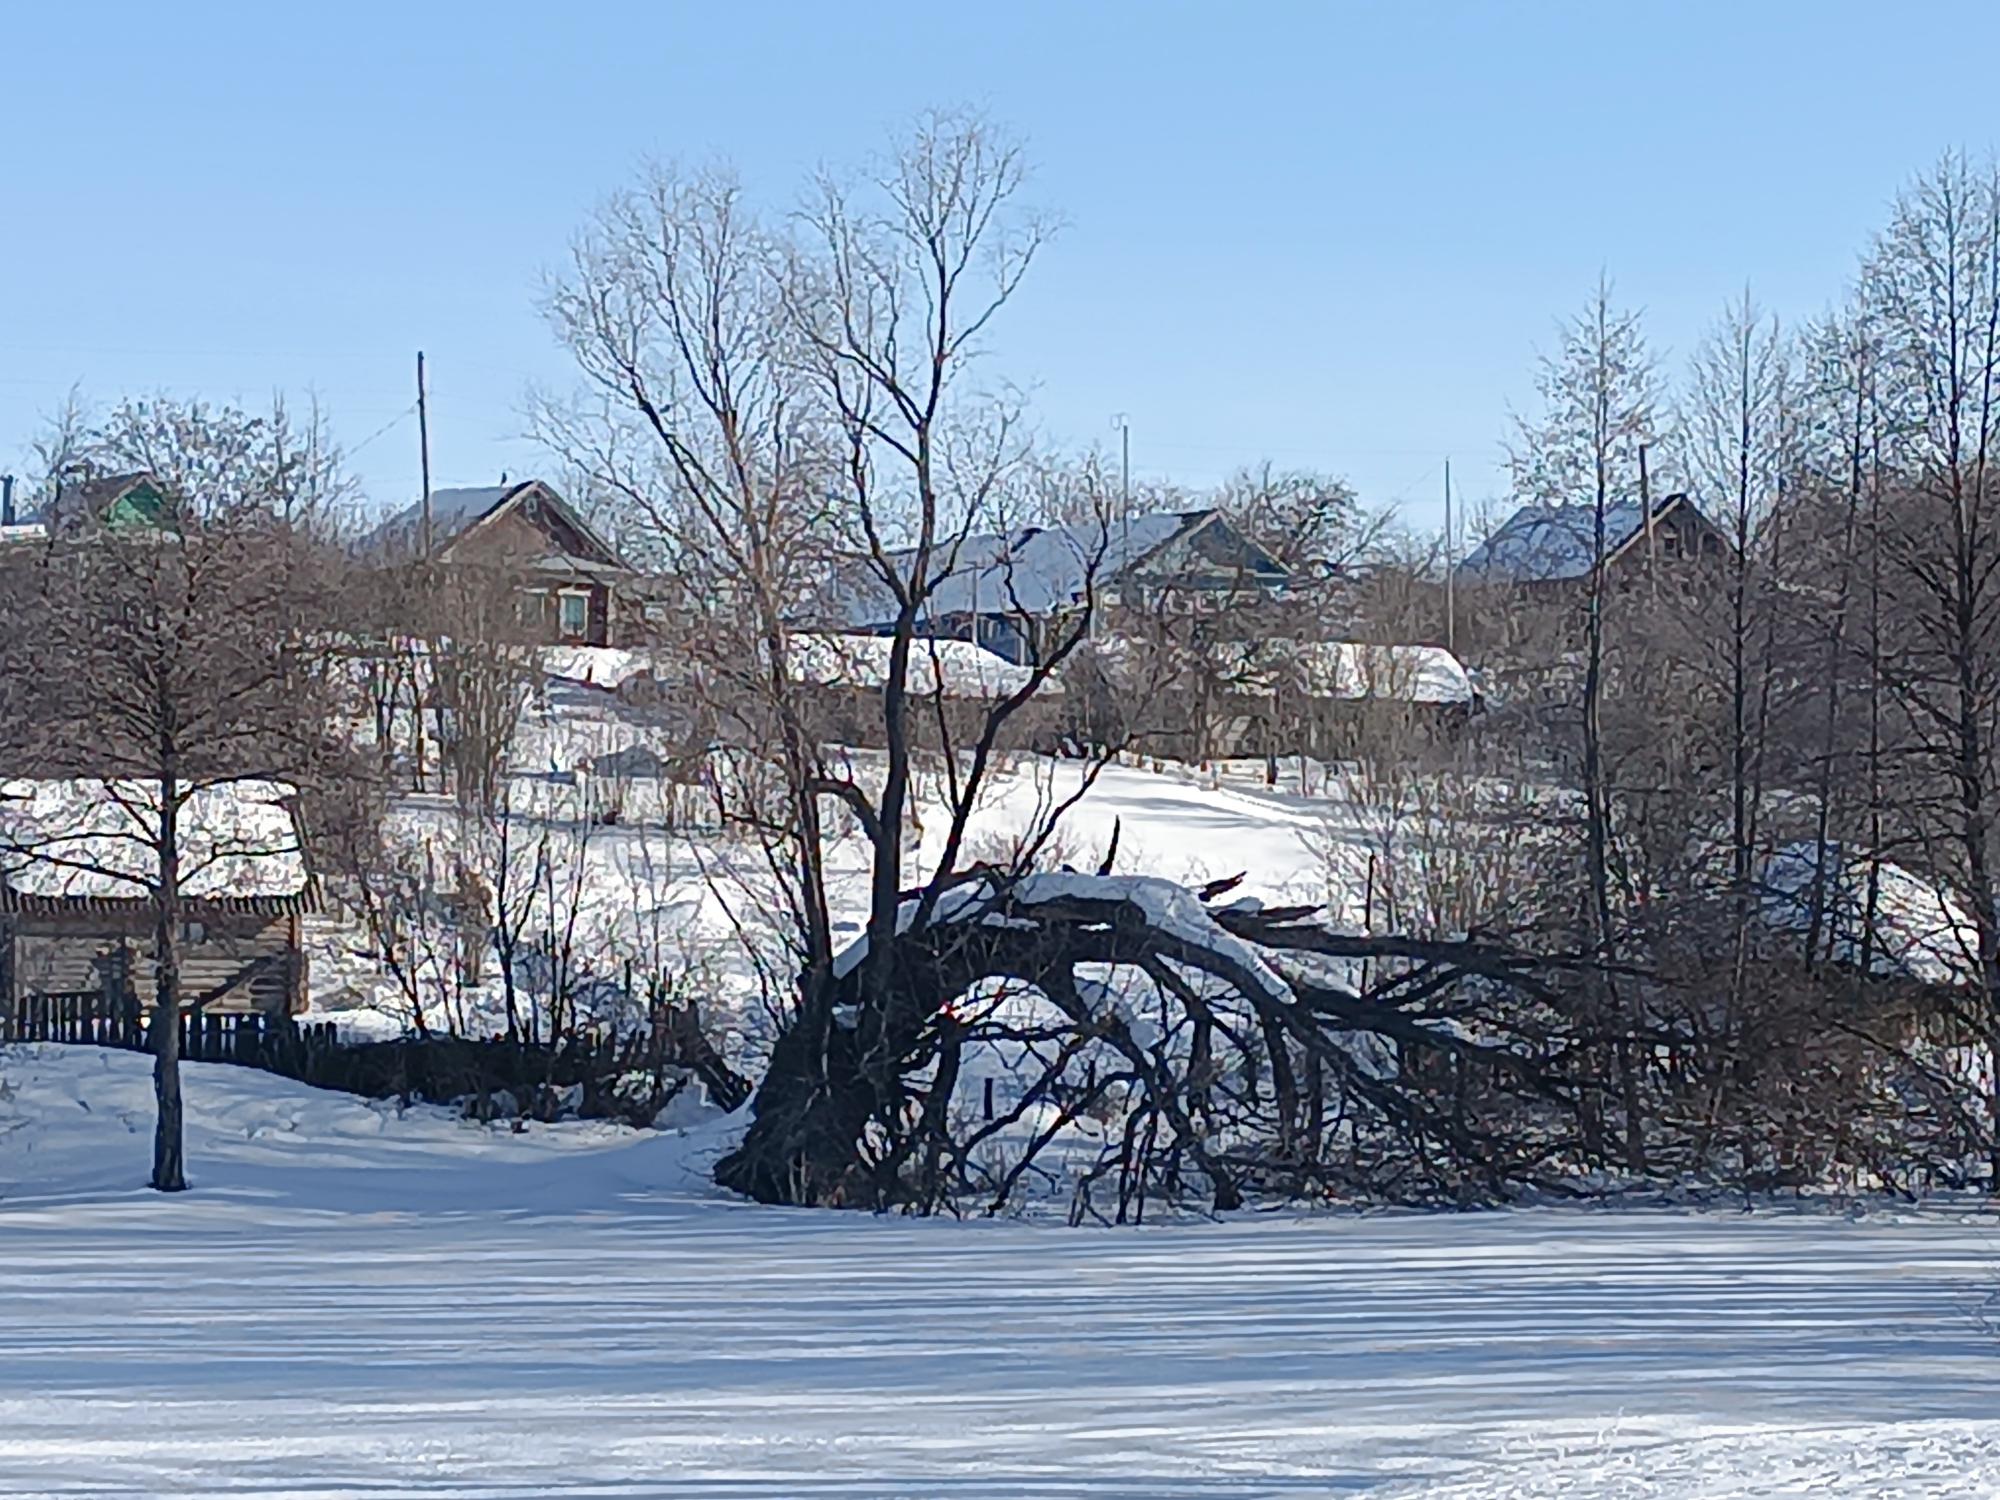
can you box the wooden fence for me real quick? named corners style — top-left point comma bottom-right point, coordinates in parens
top-left (3, 985), bottom-right (746, 1120)
top-left (5, 989), bottom-right (343, 1066)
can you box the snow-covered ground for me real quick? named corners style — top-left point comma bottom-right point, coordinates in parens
top-left (4, 1046), bottom-right (1999, 1498)
top-left (303, 752), bottom-right (1357, 1043)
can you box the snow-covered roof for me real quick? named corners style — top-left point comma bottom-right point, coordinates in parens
top-left (540, 646), bottom-right (660, 693)
top-left (536, 637), bottom-right (1048, 703)
top-left (0, 522), bottom-right (47, 547)
top-left (0, 779), bottom-right (307, 904)
top-left (1090, 636), bottom-right (1475, 706)
top-left (830, 510), bottom-right (1287, 627)
top-left (787, 633), bottom-right (1051, 699)
top-left (1760, 842), bottom-right (1975, 988)
top-left (1284, 642), bottom-right (1475, 705)
top-left (1457, 495), bottom-right (1706, 585)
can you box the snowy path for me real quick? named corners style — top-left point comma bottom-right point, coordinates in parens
top-left (4, 1050), bottom-right (2000, 1497)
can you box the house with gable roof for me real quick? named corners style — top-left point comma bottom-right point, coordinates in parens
top-left (831, 508), bottom-right (1290, 664)
top-left (1454, 493), bottom-right (1729, 591)
top-left (356, 479), bottom-right (637, 647)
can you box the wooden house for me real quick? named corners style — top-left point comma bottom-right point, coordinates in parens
top-left (0, 779), bottom-right (313, 1033)
top-left (1453, 493), bottom-right (1729, 593)
top-left (1081, 636), bottom-right (1477, 763)
top-left (356, 480), bottom-right (637, 648)
top-left (831, 509), bottom-right (1291, 665)
top-left (45, 471), bottom-right (174, 534)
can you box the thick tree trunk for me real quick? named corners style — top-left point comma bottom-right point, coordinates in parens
top-left (151, 1004), bottom-right (186, 1192)
top-left (151, 766), bottom-right (187, 1193)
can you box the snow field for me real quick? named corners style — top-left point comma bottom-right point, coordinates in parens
top-left (3, 1048), bottom-right (2000, 1498)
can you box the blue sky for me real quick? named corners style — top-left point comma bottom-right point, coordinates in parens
top-left (1, 1), bottom-right (1994, 530)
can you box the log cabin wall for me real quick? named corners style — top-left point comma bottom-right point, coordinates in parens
top-left (0, 910), bottom-right (303, 1016)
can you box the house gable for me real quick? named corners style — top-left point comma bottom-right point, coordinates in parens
top-left (1127, 512), bottom-right (1290, 594)
top-left (438, 481), bottom-right (623, 570)
top-left (102, 479), bottom-right (169, 530)
top-left (1457, 493), bottom-right (1730, 587)
top-left (1599, 493), bottom-right (1728, 572)
top-left (357, 479), bottom-right (630, 572)
top-left (46, 472), bottom-right (173, 535)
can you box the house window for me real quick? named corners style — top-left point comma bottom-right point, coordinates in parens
top-left (557, 590), bottom-right (591, 639)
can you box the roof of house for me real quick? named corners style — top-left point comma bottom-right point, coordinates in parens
top-left (1760, 841), bottom-right (1974, 989)
top-left (833, 509), bottom-right (1289, 626)
top-left (62, 471), bottom-right (155, 512)
top-left (540, 645), bottom-right (659, 694)
top-left (43, 472), bottom-right (168, 533)
top-left (1457, 493), bottom-right (1709, 585)
top-left (355, 480), bottom-right (630, 572)
top-left (1283, 642), bottom-right (1476, 704)
top-left (787, 632), bottom-right (1051, 699)
top-left (1092, 636), bottom-right (1475, 705)
top-left (0, 778), bottom-right (310, 912)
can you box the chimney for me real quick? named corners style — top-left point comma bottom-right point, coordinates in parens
top-left (1, 474), bottom-right (14, 528)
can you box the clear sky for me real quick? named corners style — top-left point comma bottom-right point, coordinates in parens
top-left (2, 0), bottom-right (1996, 531)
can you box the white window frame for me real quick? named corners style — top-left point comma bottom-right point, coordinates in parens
top-left (557, 588), bottom-right (592, 638)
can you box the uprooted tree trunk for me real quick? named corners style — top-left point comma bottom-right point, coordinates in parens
top-left (714, 870), bottom-right (1610, 1214)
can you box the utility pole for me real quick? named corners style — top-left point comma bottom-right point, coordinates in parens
top-left (1103, 414), bottom-right (1132, 643)
top-left (1443, 459), bottom-right (1455, 655)
top-left (417, 351), bottom-right (433, 561)
top-left (1118, 417), bottom-right (1130, 514)
top-left (1638, 441), bottom-right (1654, 599)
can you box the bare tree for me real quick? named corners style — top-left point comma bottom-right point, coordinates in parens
top-left (1506, 278), bottom-right (1663, 1172)
top-left (1213, 464), bottom-right (1378, 574)
top-left (1, 399), bottom-right (349, 1190)
top-left (1853, 154), bottom-right (2000, 1185)
top-left (1683, 290), bottom-right (1789, 903)
top-left (541, 112), bottom-right (1131, 1205)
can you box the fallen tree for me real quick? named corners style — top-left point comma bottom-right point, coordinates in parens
top-left (714, 867), bottom-right (1616, 1217)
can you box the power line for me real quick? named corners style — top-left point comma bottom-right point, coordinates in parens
top-left (344, 402), bottom-right (418, 462)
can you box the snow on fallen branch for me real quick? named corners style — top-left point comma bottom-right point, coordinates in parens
top-left (719, 865), bottom-right (1610, 1217)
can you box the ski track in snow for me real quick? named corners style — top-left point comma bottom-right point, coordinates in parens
top-left (4, 1054), bottom-right (2000, 1498)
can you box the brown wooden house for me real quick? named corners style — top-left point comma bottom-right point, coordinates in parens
top-left (1453, 493), bottom-right (1730, 594)
top-left (0, 780), bottom-right (314, 1034)
top-left (357, 480), bottom-right (636, 647)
